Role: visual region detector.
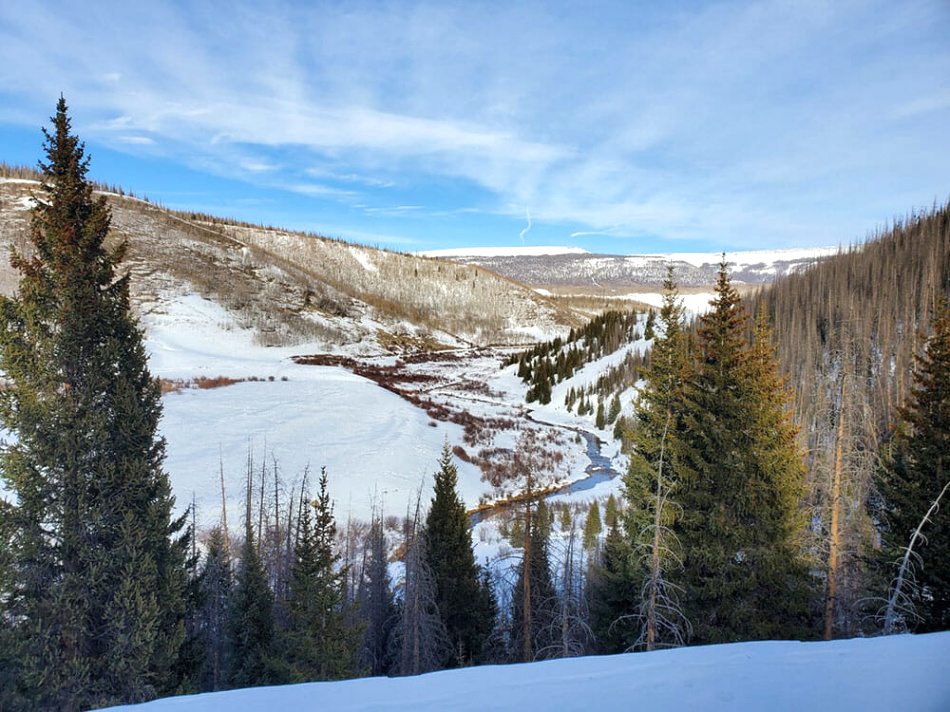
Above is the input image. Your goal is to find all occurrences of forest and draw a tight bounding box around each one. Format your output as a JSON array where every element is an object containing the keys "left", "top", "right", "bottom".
[{"left": 0, "top": 102, "right": 948, "bottom": 711}]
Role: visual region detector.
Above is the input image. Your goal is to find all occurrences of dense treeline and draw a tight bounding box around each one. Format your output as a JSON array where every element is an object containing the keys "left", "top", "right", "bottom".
[
  {"left": 592, "top": 253, "right": 950, "bottom": 651},
  {"left": 757, "top": 201, "right": 950, "bottom": 636}
]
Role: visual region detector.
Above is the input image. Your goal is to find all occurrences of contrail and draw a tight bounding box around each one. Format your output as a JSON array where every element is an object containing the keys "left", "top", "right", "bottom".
[{"left": 519, "top": 208, "right": 532, "bottom": 245}]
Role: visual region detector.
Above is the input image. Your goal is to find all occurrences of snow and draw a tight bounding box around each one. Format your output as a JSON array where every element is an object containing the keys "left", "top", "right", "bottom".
[
  {"left": 103, "top": 632, "right": 950, "bottom": 711},
  {"left": 416, "top": 245, "right": 838, "bottom": 268},
  {"left": 348, "top": 246, "right": 378, "bottom": 272},
  {"left": 631, "top": 291, "right": 717, "bottom": 315},
  {"left": 144, "top": 293, "right": 487, "bottom": 527},
  {"left": 418, "top": 246, "right": 589, "bottom": 258},
  {"left": 648, "top": 246, "right": 842, "bottom": 269}
]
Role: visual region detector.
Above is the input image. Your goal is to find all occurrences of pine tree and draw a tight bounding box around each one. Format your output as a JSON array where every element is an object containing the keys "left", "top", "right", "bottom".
[
  {"left": 284, "top": 468, "right": 359, "bottom": 681},
  {"left": 197, "top": 528, "right": 231, "bottom": 691},
  {"left": 644, "top": 309, "right": 656, "bottom": 341},
  {"left": 583, "top": 502, "right": 603, "bottom": 550},
  {"left": 424, "top": 444, "right": 494, "bottom": 666},
  {"left": 622, "top": 265, "right": 692, "bottom": 650},
  {"left": 0, "top": 98, "right": 189, "bottom": 710},
  {"left": 0, "top": 499, "right": 16, "bottom": 705},
  {"left": 391, "top": 494, "right": 451, "bottom": 676},
  {"left": 226, "top": 467, "right": 278, "bottom": 689},
  {"left": 559, "top": 505, "right": 573, "bottom": 532},
  {"left": 878, "top": 297, "right": 950, "bottom": 632},
  {"left": 588, "top": 522, "right": 640, "bottom": 653},
  {"left": 607, "top": 394, "right": 622, "bottom": 425},
  {"left": 604, "top": 494, "right": 620, "bottom": 529},
  {"left": 359, "top": 512, "right": 396, "bottom": 676},
  {"left": 676, "top": 264, "right": 813, "bottom": 644}
]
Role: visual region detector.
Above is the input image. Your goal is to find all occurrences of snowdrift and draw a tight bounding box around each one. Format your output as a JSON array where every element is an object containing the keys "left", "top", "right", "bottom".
[{"left": 104, "top": 632, "right": 950, "bottom": 711}]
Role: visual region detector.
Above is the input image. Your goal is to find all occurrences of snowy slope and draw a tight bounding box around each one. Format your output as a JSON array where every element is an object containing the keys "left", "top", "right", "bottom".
[
  {"left": 652, "top": 246, "right": 842, "bottom": 270},
  {"left": 103, "top": 632, "right": 950, "bottom": 711},
  {"left": 145, "top": 293, "right": 488, "bottom": 527}
]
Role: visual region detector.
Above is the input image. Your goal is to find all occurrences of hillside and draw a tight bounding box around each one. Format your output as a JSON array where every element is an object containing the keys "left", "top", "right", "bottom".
[
  {"left": 753, "top": 200, "right": 950, "bottom": 637},
  {"left": 423, "top": 245, "right": 839, "bottom": 292},
  {"left": 0, "top": 174, "right": 581, "bottom": 353},
  {"left": 103, "top": 632, "right": 950, "bottom": 712}
]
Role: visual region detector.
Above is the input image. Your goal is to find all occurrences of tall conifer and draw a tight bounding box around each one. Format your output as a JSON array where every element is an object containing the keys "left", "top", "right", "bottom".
[
  {"left": 676, "top": 263, "right": 812, "bottom": 644},
  {"left": 0, "top": 98, "right": 189, "bottom": 710},
  {"left": 284, "top": 468, "right": 359, "bottom": 681},
  {"left": 622, "top": 265, "right": 692, "bottom": 650},
  {"left": 424, "top": 444, "right": 494, "bottom": 666},
  {"left": 878, "top": 297, "right": 950, "bottom": 631},
  {"left": 360, "top": 512, "right": 396, "bottom": 676}
]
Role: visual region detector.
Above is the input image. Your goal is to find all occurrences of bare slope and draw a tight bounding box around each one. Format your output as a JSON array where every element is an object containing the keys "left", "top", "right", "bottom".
[{"left": 0, "top": 177, "right": 581, "bottom": 352}]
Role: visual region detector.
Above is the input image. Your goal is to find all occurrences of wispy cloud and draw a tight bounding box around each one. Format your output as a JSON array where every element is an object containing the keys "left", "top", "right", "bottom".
[{"left": 1, "top": 0, "right": 948, "bottom": 251}]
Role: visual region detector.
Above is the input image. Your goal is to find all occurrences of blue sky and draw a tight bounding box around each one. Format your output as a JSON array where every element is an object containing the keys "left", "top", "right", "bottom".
[{"left": 1, "top": 1, "right": 948, "bottom": 254}]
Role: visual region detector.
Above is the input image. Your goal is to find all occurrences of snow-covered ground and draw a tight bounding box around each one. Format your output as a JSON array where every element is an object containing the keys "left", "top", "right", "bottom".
[
  {"left": 141, "top": 283, "right": 649, "bottom": 530},
  {"left": 146, "top": 293, "right": 487, "bottom": 527},
  {"left": 656, "top": 245, "right": 842, "bottom": 270},
  {"left": 629, "top": 291, "right": 717, "bottom": 315},
  {"left": 104, "top": 631, "right": 950, "bottom": 711}
]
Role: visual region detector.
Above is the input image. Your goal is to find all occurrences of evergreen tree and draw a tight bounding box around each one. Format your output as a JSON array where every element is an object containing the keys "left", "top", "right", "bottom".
[
  {"left": 588, "top": 522, "right": 640, "bottom": 653},
  {"left": 559, "top": 505, "right": 573, "bottom": 532},
  {"left": 198, "top": 528, "right": 231, "bottom": 691},
  {"left": 604, "top": 494, "right": 620, "bottom": 529},
  {"left": 359, "top": 512, "right": 396, "bottom": 676},
  {"left": 424, "top": 444, "right": 494, "bottom": 666},
  {"left": 878, "top": 297, "right": 950, "bottom": 632},
  {"left": 607, "top": 394, "right": 622, "bottom": 425},
  {"left": 0, "top": 98, "right": 189, "bottom": 710},
  {"left": 284, "top": 468, "right": 360, "bottom": 681},
  {"left": 595, "top": 401, "right": 606, "bottom": 430},
  {"left": 0, "top": 499, "right": 16, "bottom": 705},
  {"left": 676, "top": 264, "right": 813, "bottom": 644},
  {"left": 622, "top": 266, "right": 693, "bottom": 650},
  {"left": 226, "top": 473, "right": 278, "bottom": 689},
  {"left": 583, "top": 502, "right": 603, "bottom": 551},
  {"left": 644, "top": 309, "right": 656, "bottom": 341},
  {"left": 391, "top": 496, "right": 451, "bottom": 676}
]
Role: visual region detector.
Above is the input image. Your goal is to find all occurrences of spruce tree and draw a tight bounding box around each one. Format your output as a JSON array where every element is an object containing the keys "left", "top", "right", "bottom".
[
  {"left": 622, "top": 265, "right": 692, "bottom": 650},
  {"left": 198, "top": 528, "right": 231, "bottom": 691},
  {"left": 0, "top": 499, "right": 16, "bottom": 705},
  {"left": 359, "top": 512, "right": 396, "bottom": 676},
  {"left": 0, "top": 98, "right": 189, "bottom": 710},
  {"left": 583, "top": 501, "right": 602, "bottom": 550},
  {"left": 588, "top": 522, "right": 640, "bottom": 653},
  {"left": 878, "top": 297, "right": 950, "bottom": 632},
  {"left": 226, "top": 526, "right": 277, "bottom": 689},
  {"left": 226, "top": 466, "right": 278, "bottom": 690},
  {"left": 676, "top": 264, "right": 812, "bottom": 644},
  {"left": 284, "top": 468, "right": 359, "bottom": 681},
  {"left": 424, "top": 444, "right": 493, "bottom": 666},
  {"left": 392, "top": 496, "right": 451, "bottom": 676}
]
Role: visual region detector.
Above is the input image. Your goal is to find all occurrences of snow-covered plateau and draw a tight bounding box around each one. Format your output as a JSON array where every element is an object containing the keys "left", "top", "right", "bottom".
[{"left": 103, "top": 631, "right": 950, "bottom": 711}]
